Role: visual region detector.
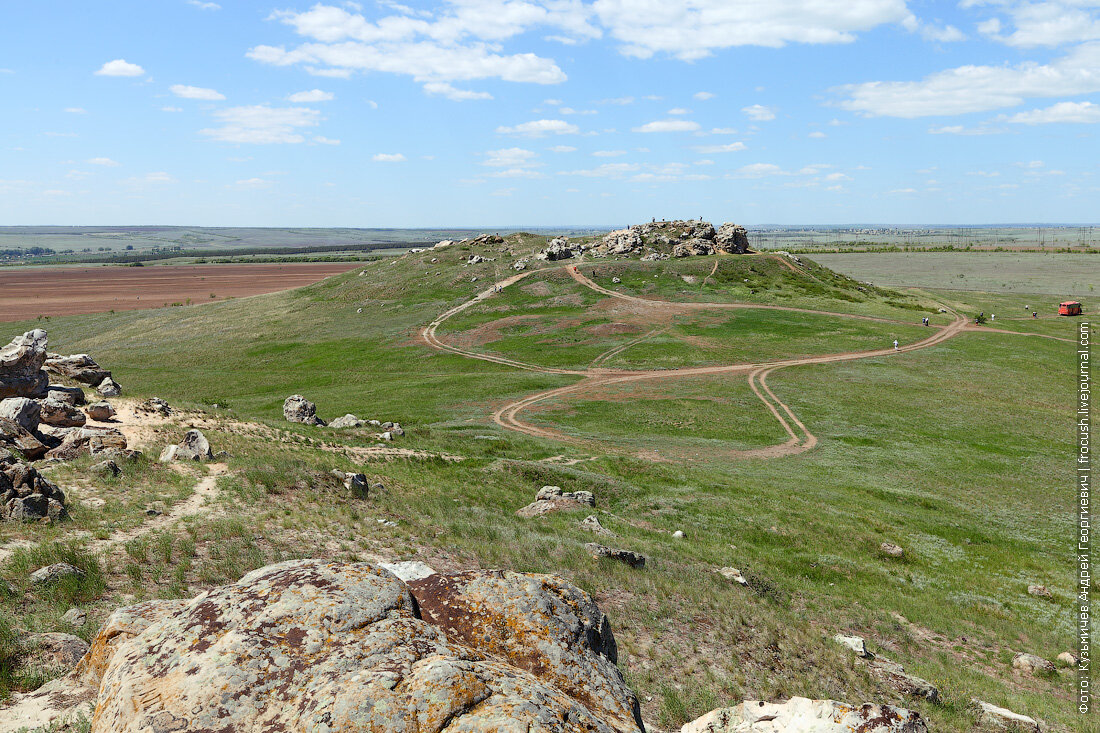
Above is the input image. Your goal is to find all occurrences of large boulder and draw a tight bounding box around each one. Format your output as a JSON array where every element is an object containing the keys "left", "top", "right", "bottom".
[
  {"left": 96, "top": 377, "right": 122, "bottom": 397},
  {"left": 329, "top": 413, "right": 364, "bottom": 429},
  {"left": 90, "top": 559, "right": 643, "bottom": 733},
  {"left": 544, "top": 237, "right": 577, "bottom": 261},
  {"left": 672, "top": 238, "right": 715, "bottom": 258},
  {"left": 44, "top": 426, "right": 127, "bottom": 461},
  {"left": 0, "top": 415, "right": 48, "bottom": 459},
  {"left": 0, "top": 329, "right": 49, "bottom": 399},
  {"left": 159, "top": 429, "right": 213, "bottom": 463},
  {"left": 46, "top": 384, "right": 86, "bottom": 406},
  {"left": 0, "top": 397, "right": 40, "bottom": 432},
  {"left": 38, "top": 397, "right": 86, "bottom": 428},
  {"left": 85, "top": 401, "right": 116, "bottom": 422},
  {"left": 517, "top": 485, "right": 596, "bottom": 517},
  {"left": 971, "top": 699, "right": 1041, "bottom": 732},
  {"left": 283, "top": 394, "right": 325, "bottom": 426},
  {"left": 715, "top": 223, "right": 750, "bottom": 253},
  {"left": 682, "top": 697, "right": 927, "bottom": 733},
  {"left": 43, "top": 353, "right": 111, "bottom": 386},
  {"left": 602, "top": 227, "right": 643, "bottom": 255}
]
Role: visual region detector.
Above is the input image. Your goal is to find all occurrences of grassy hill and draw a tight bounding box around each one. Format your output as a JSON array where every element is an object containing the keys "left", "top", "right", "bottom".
[{"left": 0, "top": 236, "right": 1081, "bottom": 731}]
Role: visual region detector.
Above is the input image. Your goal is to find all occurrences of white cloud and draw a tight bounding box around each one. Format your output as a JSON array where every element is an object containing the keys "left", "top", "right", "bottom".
[
  {"left": 597, "top": 96, "right": 635, "bottom": 105},
  {"left": 187, "top": 0, "right": 221, "bottom": 9},
  {"left": 927, "top": 124, "right": 1004, "bottom": 135},
  {"left": 95, "top": 59, "right": 145, "bottom": 77},
  {"left": 491, "top": 187, "right": 517, "bottom": 196},
  {"left": 482, "top": 147, "right": 540, "bottom": 167},
  {"left": 633, "top": 119, "right": 700, "bottom": 132},
  {"left": 1006, "top": 100, "right": 1100, "bottom": 123},
  {"left": 171, "top": 84, "right": 226, "bottom": 101},
  {"left": 559, "top": 162, "right": 641, "bottom": 177},
  {"left": 87, "top": 157, "right": 120, "bottom": 166},
  {"left": 742, "top": 104, "right": 776, "bottom": 121},
  {"left": 423, "top": 82, "right": 493, "bottom": 100},
  {"left": 592, "top": 0, "right": 911, "bottom": 60},
  {"left": 313, "top": 136, "right": 342, "bottom": 144},
  {"left": 693, "top": 91, "right": 715, "bottom": 100},
  {"left": 64, "top": 107, "right": 86, "bottom": 114},
  {"left": 824, "top": 172, "right": 851, "bottom": 181},
  {"left": 837, "top": 42, "right": 1100, "bottom": 117},
  {"left": 365, "top": 100, "right": 379, "bottom": 109},
  {"left": 667, "top": 107, "right": 690, "bottom": 115},
  {"left": 161, "top": 106, "right": 183, "bottom": 112},
  {"left": 496, "top": 119, "right": 579, "bottom": 136},
  {"left": 127, "top": 171, "right": 176, "bottom": 185},
  {"left": 549, "top": 145, "right": 577, "bottom": 152},
  {"left": 729, "top": 163, "right": 786, "bottom": 178},
  {"left": 709, "top": 127, "right": 737, "bottom": 134},
  {"left": 693, "top": 141, "right": 747, "bottom": 153},
  {"left": 976, "top": 1, "right": 1100, "bottom": 47},
  {"left": 543, "top": 98, "right": 564, "bottom": 106},
  {"left": 808, "top": 131, "right": 827, "bottom": 138},
  {"left": 288, "top": 89, "right": 335, "bottom": 102},
  {"left": 902, "top": 15, "right": 966, "bottom": 43},
  {"left": 235, "top": 177, "right": 270, "bottom": 188},
  {"left": 593, "top": 150, "right": 626, "bottom": 157},
  {"left": 200, "top": 105, "right": 322, "bottom": 144},
  {"left": 560, "top": 106, "right": 597, "bottom": 114},
  {"left": 0, "top": 68, "right": 13, "bottom": 74},
  {"left": 372, "top": 153, "right": 407, "bottom": 161}
]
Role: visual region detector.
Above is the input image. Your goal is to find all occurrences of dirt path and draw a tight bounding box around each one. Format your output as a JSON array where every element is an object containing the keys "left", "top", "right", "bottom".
[
  {"left": 423, "top": 260, "right": 975, "bottom": 459},
  {"left": 963, "top": 324, "right": 1076, "bottom": 343}
]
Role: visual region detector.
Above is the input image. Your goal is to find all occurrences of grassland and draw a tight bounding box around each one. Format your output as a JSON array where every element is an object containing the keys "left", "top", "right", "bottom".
[{"left": 0, "top": 240, "right": 1084, "bottom": 732}]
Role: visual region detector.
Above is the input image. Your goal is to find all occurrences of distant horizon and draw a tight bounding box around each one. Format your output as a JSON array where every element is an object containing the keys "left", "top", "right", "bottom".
[{"left": 1, "top": 223, "right": 1099, "bottom": 232}]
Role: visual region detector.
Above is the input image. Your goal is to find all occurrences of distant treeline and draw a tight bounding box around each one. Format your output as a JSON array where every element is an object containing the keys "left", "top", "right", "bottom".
[
  {"left": 4, "top": 241, "right": 432, "bottom": 266},
  {"left": 783, "top": 244, "right": 1100, "bottom": 255},
  {"left": 0, "top": 247, "right": 56, "bottom": 258}
]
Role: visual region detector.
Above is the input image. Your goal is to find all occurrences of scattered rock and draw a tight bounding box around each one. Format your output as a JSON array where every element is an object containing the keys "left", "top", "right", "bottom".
[
  {"left": 38, "top": 397, "right": 86, "bottom": 428},
  {"left": 1012, "top": 652, "right": 1056, "bottom": 676},
  {"left": 30, "top": 562, "right": 85, "bottom": 585},
  {"left": 0, "top": 329, "right": 50, "bottom": 399},
  {"left": 868, "top": 658, "right": 941, "bottom": 704},
  {"left": 45, "top": 384, "right": 86, "bottom": 406},
  {"left": 90, "top": 560, "right": 644, "bottom": 733},
  {"left": 135, "top": 397, "right": 172, "bottom": 417},
  {"left": 971, "top": 699, "right": 1040, "bottom": 732},
  {"left": 96, "top": 376, "right": 122, "bottom": 397},
  {"left": 513, "top": 259, "right": 529, "bottom": 271},
  {"left": 832, "top": 633, "right": 871, "bottom": 658},
  {"left": 1027, "top": 584, "right": 1052, "bottom": 598},
  {"left": 380, "top": 430, "right": 393, "bottom": 441},
  {"left": 283, "top": 394, "right": 325, "bottom": 425},
  {"left": 681, "top": 697, "right": 926, "bottom": 733},
  {"left": 717, "top": 567, "right": 748, "bottom": 585},
  {"left": 91, "top": 459, "right": 122, "bottom": 477},
  {"left": 159, "top": 429, "right": 213, "bottom": 463},
  {"left": 672, "top": 530, "right": 685, "bottom": 539},
  {"left": 0, "top": 415, "right": 48, "bottom": 459},
  {"left": 0, "top": 396, "right": 41, "bottom": 431},
  {"left": 43, "top": 353, "right": 110, "bottom": 386},
  {"left": 17, "top": 632, "right": 89, "bottom": 676},
  {"left": 880, "top": 542, "right": 905, "bottom": 558},
  {"left": 46, "top": 425, "right": 128, "bottom": 460},
  {"left": 517, "top": 485, "right": 596, "bottom": 517},
  {"left": 612, "top": 276, "right": 621, "bottom": 284},
  {"left": 85, "top": 401, "right": 116, "bottom": 421},
  {"left": 380, "top": 560, "right": 437, "bottom": 582},
  {"left": 1057, "top": 651, "right": 1079, "bottom": 666},
  {"left": 581, "top": 514, "right": 614, "bottom": 535},
  {"left": 328, "top": 413, "right": 364, "bottom": 429},
  {"left": 1, "top": 455, "right": 68, "bottom": 521},
  {"left": 586, "top": 542, "right": 646, "bottom": 568},
  {"left": 61, "top": 608, "right": 87, "bottom": 627},
  {"left": 467, "top": 254, "right": 486, "bottom": 265}
]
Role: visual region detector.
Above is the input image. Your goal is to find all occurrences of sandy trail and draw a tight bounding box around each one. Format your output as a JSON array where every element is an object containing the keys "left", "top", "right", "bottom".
[{"left": 424, "top": 260, "right": 972, "bottom": 459}]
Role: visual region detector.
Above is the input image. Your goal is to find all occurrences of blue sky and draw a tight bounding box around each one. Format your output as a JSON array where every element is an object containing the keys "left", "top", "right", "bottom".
[{"left": 1, "top": 0, "right": 1098, "bottom": 226}]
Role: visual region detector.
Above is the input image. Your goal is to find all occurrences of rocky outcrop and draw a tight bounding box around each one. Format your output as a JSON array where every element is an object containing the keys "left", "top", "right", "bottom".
[
  {"left": 43, "top": 353, "right": 111, "bottom": 386},
  {"left": 0, "top": 330, "right": 49, "bottom": 399},
  {"left": 673, "top": 238, "right": 715, "bottom": 258},
  {"left": 0, "top": 397, "right": 40, "bottom": 432},
  {"left": 159, "top": 429, "right": 213, "bottom": 462},
  {"left": 715, "top": 223, "right": 750, "bottom": 253},
  {"left": 517, "top": 485, "right": 596, "bottom": 517},
  {"left": 38, "top": 398, "right": 86, "bottom": 428},
  {"left": 46, "top": 385, "right": 85, "bottom": 406},
  {"left": 544, "top": 237, "right": 580, "bottom": 261},
  {"left": 96, "top": 376, "right": 122, "bottom": 397},
  {"left": 89, "top": 560, "right": 644, "bottom": 733},
  {"left": 329, "top": 413, "right": 364, "bottom": 429},
  {"left": 971, "top": 699, "right": 1041, "bottom": 732},
  {"left": 0, "top": 416, "right": 47, "bottom": 459},
  {"left": 682, "top": 697, "right": 926, "bottom": 733},
  {"left": 45, "top": 426, "right": 127, "bottom": 460},
  {"left": 85, "top": 401, "right": 116, "bottom": 421},
  {"left": 283, "top": 394, "right": 325, "bottom": 425},
  {"left": 602, "top": 228, "right": 643, "bottom": 255},
  {"left": 586, "top": 543, "right": 646, "bottom": 568}
]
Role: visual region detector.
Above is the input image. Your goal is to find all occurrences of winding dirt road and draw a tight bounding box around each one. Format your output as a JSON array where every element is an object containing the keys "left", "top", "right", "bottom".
[{"left": 422, "top": 259, "right": 969, "bottom": 459}]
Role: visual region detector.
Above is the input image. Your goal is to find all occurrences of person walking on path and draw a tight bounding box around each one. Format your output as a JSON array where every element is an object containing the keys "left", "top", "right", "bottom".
[{"left": 893, "top": 339, "right": 899, "bottom": 351}]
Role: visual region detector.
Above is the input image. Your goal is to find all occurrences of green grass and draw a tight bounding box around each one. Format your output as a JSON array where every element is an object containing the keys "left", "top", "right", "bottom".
[{"left": 0, "top": 243, "right": 1083, "bottom": 731}]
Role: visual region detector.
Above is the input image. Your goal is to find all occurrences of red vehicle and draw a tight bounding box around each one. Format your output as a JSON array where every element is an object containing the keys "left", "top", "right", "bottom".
[{"left": 1059, "top": 301, "right": 1083, "bottom": 316}]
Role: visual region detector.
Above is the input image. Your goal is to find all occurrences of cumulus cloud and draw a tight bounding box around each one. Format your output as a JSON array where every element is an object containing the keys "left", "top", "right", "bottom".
[
  {"left": 423, "top": 82, "right": 493, "bottom": 100},
  {"left": 693, "top": 141, "right": 747, "bottom": 153},
  {"left": 808, "top": 131, "right": 827, "bottom": 138},
  {"left": 633, "top": 119, "right": 700, "bottom": 132},
  {"left": 496, "top": 119, "right": 579, "bottom": 136},
  {"left": 742, "top": 104, "right": 776, "bottom": 121},
  {"left": 975, "top": 1, "right": 1100, "bottom": 47},
  {"left": 128, "top": 171, "right": 176, "bottom": 184},
  {"left": 287, "top": 89, "right": 335, "bottom": 102},
  {"left": 171, "top": 84, "right": 226, "bottom": 100},
  {"left": 187, "top": 0, "right": 221, "bottom": 9},
  {"left": 312, "top": 136, "right": 342, "bottom": 144},
  {"left": 95, "top": 59, "right": 145, "bottom": 77},
  {"left": 482, "top": 147, "right": 540, "bottom": 167},
  {"left": 1005, "top": 100, "right": 1100, "bottom": 123},
  {"left": 548, "top": 144, "right": 577, "bottom": 152},
  {"left": 372, "top": 152, "right": 407, "bottom": 161},
  {"left": 87, "top": 157, "right": 120, "bottom": 166},
  {"left": 593, "top": 150, "right": 626, "bottom": 156},
  {"left": 729, "top": 163, "right": 786, "bottom": 178},
  {"left": 836, "top": 42, "right": 1100, "bottom": 117},
  {"left": 592, "top": 0, "right": 912, "bottom": 59},
  {"left": 200, "top": 105, "right": 322, "bottom": 144},
  {"left": 693, "top": 91, "right": 715, "bottom": 100}
]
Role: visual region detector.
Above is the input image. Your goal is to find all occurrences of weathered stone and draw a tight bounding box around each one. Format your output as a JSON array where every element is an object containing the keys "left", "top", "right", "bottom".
[
  {"left": 0, "top": 416, "right": 48, "bottom": 459},
  {"left": 715, "top": 222, "right": 750, "bottom": 253},
  {"left": 581, "top": 514, "right": 614, "bottom": 535},
  {"left": 971, "top": 699, "right": 1040, "bottom": 732},
  {"left": 38, "top": 397, "right": 86, "bottom": 428},
  {"left": 46, "top": 384, "right": 86, "bottom": 406},
  {"left": 880, "top": 542, "right": 905, "bottom": 557},
  {"left": 85, "top": 401, "right": 116, "bottom": 421},
  {"left": 283, "top": 394, "right": 325, "bottom": 425},
  {"left": 380, "top": 560, "right": 437, "bottom": 582},
  {"left": 672, "top": 238, "right": 715, "bottom": 257},
  {"left": 1057, "top": 651, "right": 1079, "bottom": 666},
  {"left": 832, "top": 633, "right": 871, "bottom": 658},
  {"left": 518, "top": 485, "right": 596, "bottom": 517},
  {"left": 160, "top": 429, "right": 212, "bottom": 462},
  {"left": 681, "top": 697, "right": 927, "bottom": 733},
  {"left": 62, "top": 608, "right": 88, "bottom": 627},
  {"left": 43, "top": 353, "right": 110, "bottom": 386},
  {"left": 92, "top": 560, "right": 643, "bottom": 733},
  {"left": 0, "top": 330, "right": 50, "bottom": 399},
  {"left": 30, "top": 562, "right": 85, "bottom": 585},
  {"left": 17, "top": 632, "right": 89, "bottom": 675},
  {"left": 544, "top": 237, "right": 576, "bottom": 261},
  {"left": 328, "top": 413, "right": 364, "bottom": 429},
  {"left": 1012, "top": 652, "right": 1056, "bottom": 676},
  {"left": 135, "top": 397, "right": 172, "bottom": 417},
  {"left": 717, "top": 567, "right": 748, "bottom": 585},
  {"left": 672, "top": 530, "right": 685, "bottom": 539},
  {"left": 1026, "top": 584, "right": 1052, "bottom": 598},
  {"left": 0, "top": 396, "right": 41, "bottom": 431},
  {"left": 343, "top": 472, "right": 369, "bottom": 498},
  {"left": 602, "top": 227, "right": 643, "bottom": 254},
  {"left": 586, "top": 542, "right": 646, "bottom": 568},
  {"left": 868, "top": 658, "right": 941, "bottom": 704},
  {"left": 96, "top": 376, "right": 121, "bottom": 397},
  {"left": 83, "top": 426, "right": 127, "bottom": 455},
  {"left": 91, "top": 459, "right": 122, "bottom": 477}
]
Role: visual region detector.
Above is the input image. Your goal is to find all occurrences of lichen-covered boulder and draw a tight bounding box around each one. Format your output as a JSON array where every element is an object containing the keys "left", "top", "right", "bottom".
[
  {"left": 682, "top": 697, "right": 927, "bottom": 733},
  {"left": 283, "top": 394, "right": 325, "bottom": 425},
  {"left": 0, "top": 330, "right": 49, "bottom": 399},
  {"left": 91, "top": 560, "right": 644, "bottom": 733}
]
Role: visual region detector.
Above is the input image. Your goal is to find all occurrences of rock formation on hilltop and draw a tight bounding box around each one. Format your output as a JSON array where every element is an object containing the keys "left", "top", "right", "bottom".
[
  {"left": 0, "top": 329, "right": 50, "bottom": 399},
  {"left": 559, "top": 220, "right": 750, "bottom": 261}
]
